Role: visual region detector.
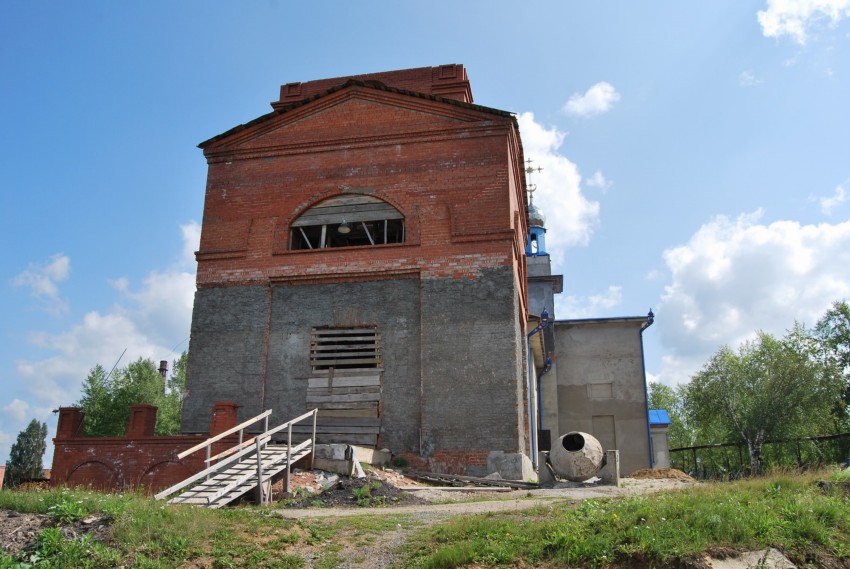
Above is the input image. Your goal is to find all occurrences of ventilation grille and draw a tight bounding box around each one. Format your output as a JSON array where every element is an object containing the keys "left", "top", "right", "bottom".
[{"left": 310, "top": 327, "right": 381, "bottom": 371}]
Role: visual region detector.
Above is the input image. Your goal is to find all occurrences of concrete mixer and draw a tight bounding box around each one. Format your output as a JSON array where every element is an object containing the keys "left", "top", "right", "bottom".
[{"left": 540, "top": 431, "right": 619, "bottom": 485}]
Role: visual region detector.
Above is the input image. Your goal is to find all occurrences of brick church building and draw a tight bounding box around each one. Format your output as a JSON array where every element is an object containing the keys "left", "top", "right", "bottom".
[
  {"left": 50, "top": 64, "right": 656, "bottom": 488},
  {"left": 181, "top": 65, "right": 537, "bottom": 477}
]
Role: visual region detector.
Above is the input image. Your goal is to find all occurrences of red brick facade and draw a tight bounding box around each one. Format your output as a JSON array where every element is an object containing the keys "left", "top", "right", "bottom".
[
  {"left": 195, "top": 68, "right": 529, "bottom": 316},
  {"left": 50, "top": 403, "right": 239, "bottom": 492}
]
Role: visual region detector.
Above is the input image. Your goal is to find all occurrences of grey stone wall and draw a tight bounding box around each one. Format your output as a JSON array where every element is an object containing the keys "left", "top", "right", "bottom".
[
  {"left": 418, "top": 266, "right": 525, "bottom": 457},
  {"left": 182, "top": 286, "right": 268, "bottom": 433},
  {"left": 263, "top": 277, "right": 422, "bottom": 451},
  {"left": 182, "top": 266, "right": 527, "bottom": 463}
]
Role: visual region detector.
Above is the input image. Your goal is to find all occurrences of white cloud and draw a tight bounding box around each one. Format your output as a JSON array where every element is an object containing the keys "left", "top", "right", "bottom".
[
  {"left": 654, "top": 210, "right": 850, "bottom": 385},
  {"left": 2, "top": 222, "right": 200, "bottom": 463},
  {"left": 586, "top": 170, "right": 613, "bottom": 192},
  {"left": 562, "top": 82, "right": 621, "bottom": 118},
  {"left": 517, "top": 112, "right": 601, "bottom": 267},
  {"left": 738, "top": 70, "right": 764, "bottom": 87},
  {"left": 758, "top": 0, "right": 850, "bottom": 44},
  {"left": 818, "top": 181, "right": 847, "bottom": 214},
  {"left": 2, "top": 399, "right": 31, "bottom": 422},
  {"left": 558, "top": 286, "right": 624, "bottom": 319},
  {"left": 13, "top": 253, "right": 71, "bottom": 315},
  {"left": 181, "top": 222, "right": 202, "bottom": 267}
]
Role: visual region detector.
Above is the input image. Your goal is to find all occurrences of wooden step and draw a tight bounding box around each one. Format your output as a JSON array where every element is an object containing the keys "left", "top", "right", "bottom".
[{"left": 168, "top": 444, "right": 312, "bottom": 508}]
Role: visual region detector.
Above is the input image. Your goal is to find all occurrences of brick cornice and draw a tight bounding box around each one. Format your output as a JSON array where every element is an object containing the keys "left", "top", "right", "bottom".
[
  {"left": 269, "top": 268, "right": 421, "bottom": 286},
  {"left": 203, "top": 121, "right": 512, "bottom": 164}
]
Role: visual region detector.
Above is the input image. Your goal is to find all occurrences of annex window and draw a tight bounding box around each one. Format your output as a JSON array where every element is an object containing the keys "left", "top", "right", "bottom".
[
  {"left": 310, "top": 327, "right": 381, "bottom": 371},
  {"left": 290, "top": 194, "right": 405, "bottom": 250}
]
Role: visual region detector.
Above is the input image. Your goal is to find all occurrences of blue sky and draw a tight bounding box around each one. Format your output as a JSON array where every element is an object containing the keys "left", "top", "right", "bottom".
[{"left": 2, "top": 1, "right": 849, "bottom": 464}]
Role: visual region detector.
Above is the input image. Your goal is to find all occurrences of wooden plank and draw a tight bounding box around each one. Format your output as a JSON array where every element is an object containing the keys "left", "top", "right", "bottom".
[
  {"left": 314, "top": 417, "right": 382, "bottom": 427},
  {"left": 292, "top": 425, "right": 380, "bottom": 434},
  {"left": 285, "top": 433, "right": 377, "bottom": 446},
  {"left": 315, "top": 401, "right": 378, "bottom": 411},
  {"left": 307, "top": 392, "right": 381, "bottom": 404},
  {"left": 303, "top": 370, "right": 387, "bottom": 379},
  {"left": 307, "top": 386, "right": 381, "bottom": 397},
  {"left": 312, "top": 368, "right": 384, "bottom": 376},
  {"left": 311, "top": 194, "right": 384, "bottom": 207},
  {"left": 296, "top": 202, "right": 401, "bottom": 219},
  {"left": 308, "top": 377, "right": 381, "bottom": 389},
  {"left": 315, "top": 408, "right": 379, "bottom": 418},
  {"left": 309, "top": 357, "right": 381, "bottom": 366},
  {"left": 399, "top": 486, "right": 512, "bottom": 493},
  {"left": 406, "top": 471, "right": 538, "bottom": 490},
  {"left": 311, "top": 342, "right": 379, "bottom": 350},
  {"left": 308, "top": 199, "right": 387, "bottom": 211},
  {"left": 311, "top": 328, "right": 376, "bottom": 335},
  {"left": 315, "top": 434, "right": 378, "bottom": 446},
  {"left": 311, "top": 351, "right": 379, "bottom": 359},
  {"left": 293, "top": 204, "right": 402, "bottom": 226}
]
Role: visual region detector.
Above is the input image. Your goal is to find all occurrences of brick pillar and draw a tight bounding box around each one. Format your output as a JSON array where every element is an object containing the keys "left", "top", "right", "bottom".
[
  {"left": 126, "top": 404, "right": 158, "bottom": 438},
  {"left": 56, "top": 407, "right": 84, "bottom": 439},
  {"left": 210, "top": 402, "right": 240, "bottom": 436}
]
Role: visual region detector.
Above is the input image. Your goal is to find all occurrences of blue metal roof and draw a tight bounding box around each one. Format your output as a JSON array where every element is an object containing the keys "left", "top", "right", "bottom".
[{"left": 649, "top": 409, "right": 671, "bottom": 426}]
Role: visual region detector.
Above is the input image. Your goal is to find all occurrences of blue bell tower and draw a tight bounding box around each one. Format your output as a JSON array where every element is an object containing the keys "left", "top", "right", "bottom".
[
  {"left": 526, "top": 202, "right": 547, "bottom": 256},
  {"left": 524, "top": 160, "right": 548, "bottom": 257}
]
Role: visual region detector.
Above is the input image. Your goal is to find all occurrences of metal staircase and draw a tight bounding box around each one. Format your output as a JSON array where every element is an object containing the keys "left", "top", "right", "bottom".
[{"left": 155, "top": 409, "right": 317, "bottom": 508}]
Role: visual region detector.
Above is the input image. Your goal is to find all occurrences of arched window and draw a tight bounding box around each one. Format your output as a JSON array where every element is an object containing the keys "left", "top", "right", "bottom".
[{"left": 290, "top": 194, "right": 405, "bottom": 250}]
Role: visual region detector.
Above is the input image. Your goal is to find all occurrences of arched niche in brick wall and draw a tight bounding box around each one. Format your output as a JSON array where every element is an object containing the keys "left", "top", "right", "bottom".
[
  {"left": 138, "top": 460, "right": 194, "bottom": 495},
  {"left": 66, "top": 461, "right": 121, "bottom": 491}
]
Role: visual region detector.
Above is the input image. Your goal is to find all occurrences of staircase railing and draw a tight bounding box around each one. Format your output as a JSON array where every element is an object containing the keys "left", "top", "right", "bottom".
[{"left": 155, "top": 408, "right": 318, "bottom": 505}]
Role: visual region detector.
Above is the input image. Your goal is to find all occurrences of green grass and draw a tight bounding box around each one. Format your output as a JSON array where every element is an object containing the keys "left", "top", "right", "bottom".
[
  {"left": 400, "top": 469, "right": 850, "bottom": 568},
  {"left": 0, "top": 488, "right": 312, "bottom": 568},
  {"left": 1, "top": 469, "right": 848, "bottom": 568}
]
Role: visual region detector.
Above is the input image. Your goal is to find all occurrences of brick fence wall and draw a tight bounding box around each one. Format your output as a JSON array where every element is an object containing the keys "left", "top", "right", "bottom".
[{"left": 50, "top": 402, "right": 240, "bottom": 493}]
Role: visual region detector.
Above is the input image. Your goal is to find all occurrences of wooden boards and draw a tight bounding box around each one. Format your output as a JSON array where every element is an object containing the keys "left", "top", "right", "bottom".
[{"left": 304, "top": 362, "right": 382, "bottom": 446}]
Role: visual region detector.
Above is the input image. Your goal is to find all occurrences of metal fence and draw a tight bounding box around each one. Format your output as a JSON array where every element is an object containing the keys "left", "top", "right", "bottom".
[{"left": 670, "top": 432, "right": 850, "bottom": 480}]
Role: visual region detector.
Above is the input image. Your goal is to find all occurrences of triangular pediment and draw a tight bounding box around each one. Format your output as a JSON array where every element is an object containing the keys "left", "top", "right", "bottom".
[{"left": 203, "top": 86, "right": 500, "bottom": 153}]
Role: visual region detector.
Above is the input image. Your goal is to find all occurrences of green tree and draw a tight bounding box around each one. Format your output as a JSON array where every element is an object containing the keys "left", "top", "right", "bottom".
[
  {"left": 156, "top": 352, "right": 188, "bottom": 436},
  {"left": 76, "top": 353, "right": 187, "bottom": 437},
  {"left": 3, "top": 419, "right": 48, "bottom": 487},
  {"left": 648, "top": 382, "right": 693, "bottom": 451},
  {"left": 814, "top": 300, "right": 850, "bottom": 419},
  {"left": 684, "top": 326, "right": 843, "bottom": 476},
  {"left": 813, "top": 300, "right": 850, "bottom": 458}
]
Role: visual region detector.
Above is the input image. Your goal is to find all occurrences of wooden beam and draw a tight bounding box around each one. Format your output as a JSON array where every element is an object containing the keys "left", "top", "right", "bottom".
[
  {"left": 315, "top": 401, "right": 378, "bottom": 410},
  {"left": 314, "top": 417, "right": 382, "bottom": 427},
  {"left": 307, "top": 386, "right": 381, "bottom": 397},
  {"left": 307, "top": 392, "right": 381, "bottom": 404},
  {"left": 314, "top": 408, "right": 379, "bottom": 418},
  {"left": 308, "top": 376, "right": 381, "bottom": 389}
]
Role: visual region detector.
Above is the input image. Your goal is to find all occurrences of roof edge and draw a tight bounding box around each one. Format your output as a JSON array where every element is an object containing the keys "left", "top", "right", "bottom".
[{"left": 199, "top": 78, "right": 513, "bottom": 150}]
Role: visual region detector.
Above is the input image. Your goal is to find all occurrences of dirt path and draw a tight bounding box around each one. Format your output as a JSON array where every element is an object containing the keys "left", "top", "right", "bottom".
[{"left": 273, "top": 478, "right": 697, "bottom": 568}]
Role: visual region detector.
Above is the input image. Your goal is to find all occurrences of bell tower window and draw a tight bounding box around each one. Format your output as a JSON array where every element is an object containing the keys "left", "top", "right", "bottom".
[{"left": 290, "top": 194, "right": 405, "bottom": 250}]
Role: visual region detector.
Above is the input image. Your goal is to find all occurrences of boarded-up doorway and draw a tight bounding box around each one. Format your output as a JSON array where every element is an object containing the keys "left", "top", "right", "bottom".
[{"left": 302, "top": 327, "right": 382, "bottom": 446}]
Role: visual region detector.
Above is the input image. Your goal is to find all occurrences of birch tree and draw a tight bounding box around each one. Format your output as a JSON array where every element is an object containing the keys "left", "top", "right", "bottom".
[{"left": 685, "top": 326, "right": 843, "bottom": 476}]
